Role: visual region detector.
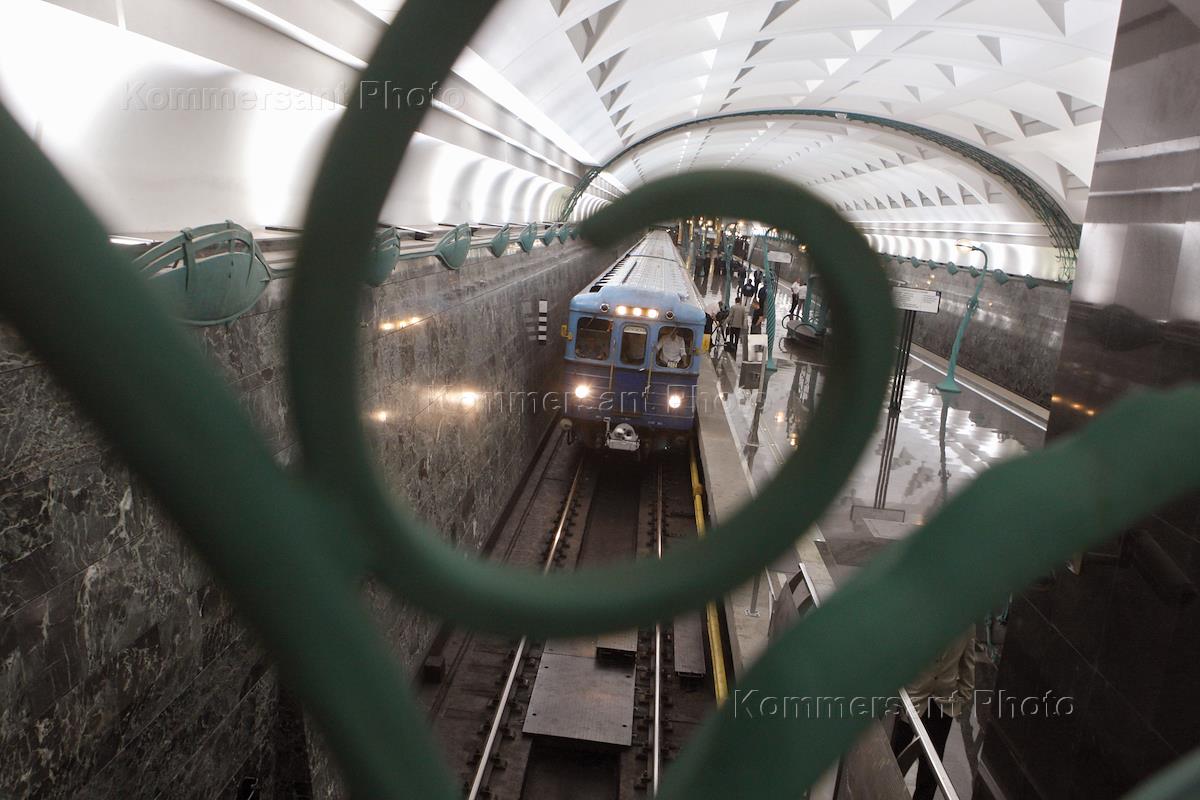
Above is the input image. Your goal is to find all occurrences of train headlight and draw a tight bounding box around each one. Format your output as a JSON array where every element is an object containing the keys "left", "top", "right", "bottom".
[
  {"left": 574, "top": 384, "right": 591, "bottom": 399},
  {"left": 616, "top": 305, "right": 628, "bottom": 315},
  {"left": 647, "top": 309, "right": 659, "bottom": 319},
  {"left": 632, "top": 307, "right": 644, "bottom": 317},
  {"left": 668, "top": 394, "right": 683, "bottom": 409}
]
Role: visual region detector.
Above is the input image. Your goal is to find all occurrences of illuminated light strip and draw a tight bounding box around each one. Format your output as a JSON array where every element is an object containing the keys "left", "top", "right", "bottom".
[
  {"left": 452, "top": 47, "right": 597, "bottom": 165},
  {"left": 211, "top": 0, "right": 368, "bottom": 70},
  {"left": 206, "top": 0, "right": 615, "bottom": 208},
  {"left": 431, "top": 99, "right": 581, "bottom": 179}
]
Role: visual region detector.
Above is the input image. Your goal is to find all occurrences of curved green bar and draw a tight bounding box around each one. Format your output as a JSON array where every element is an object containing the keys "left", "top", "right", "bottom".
[
  {"left": 556, "top": 224, "right": 570, "bottom": 243},
  {"left": 662, "top": 385, "right": 1200, "bottom": 797},
  {"left": 2, "top": 0, "right": 1200, "bottom": 796},
  {"left": 540, "top": 224, "right": 557, "bottom": 245},
  {"left": 489, "top": 223, "right": 512, "bottom": 257}
]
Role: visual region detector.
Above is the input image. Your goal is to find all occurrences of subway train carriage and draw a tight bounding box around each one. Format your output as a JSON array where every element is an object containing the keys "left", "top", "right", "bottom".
[{"left": 562, "top": 230, "right": 705, "bottom": 454}]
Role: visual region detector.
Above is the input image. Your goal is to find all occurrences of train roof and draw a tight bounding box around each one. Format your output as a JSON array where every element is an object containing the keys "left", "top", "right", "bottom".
[{"left": 569, "top": 232, "right": 706, "bottom": 325}]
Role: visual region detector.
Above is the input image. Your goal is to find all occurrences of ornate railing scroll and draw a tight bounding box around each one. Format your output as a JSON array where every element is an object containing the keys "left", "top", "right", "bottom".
[{"left": 2, "top": 1, "right": 1200, "bottom": 799}]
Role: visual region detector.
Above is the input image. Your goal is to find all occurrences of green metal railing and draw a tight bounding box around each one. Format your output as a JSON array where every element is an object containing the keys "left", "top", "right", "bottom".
[
  {"left": 886, "top": 252, "right": 1073, "bottom": 291},
  {"left": 1, "top": 1, "right": 1198, "bottom": 798},
  {"left": 558, "top": 109, "right": 1082, "bottom": 279},
  {"left": 137, "top": 218, "right": 575, "bottom": 321}
]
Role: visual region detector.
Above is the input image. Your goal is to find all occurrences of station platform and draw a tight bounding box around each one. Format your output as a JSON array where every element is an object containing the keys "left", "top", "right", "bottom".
[{"left": 692, "top": 272, "right": 1050, "bottom": 792}]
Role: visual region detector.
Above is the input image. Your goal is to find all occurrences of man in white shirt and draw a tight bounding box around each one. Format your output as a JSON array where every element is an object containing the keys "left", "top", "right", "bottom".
[
  {"left": 655, "top": 328, "right": 688, "bottom": 368},
  {"left": 789, "top": 280, "right": 808, "bottom": 317}
]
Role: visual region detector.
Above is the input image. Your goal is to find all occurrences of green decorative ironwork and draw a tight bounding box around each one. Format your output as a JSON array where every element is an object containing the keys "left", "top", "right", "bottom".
[
  {"left": 2, "top": 2, "right": 1200, "bottom": 799},
  {"left": 488, "top": 224, "right": 512, "bottom": 257},
  {"left": 431, "top": 223, "right": 472, "bottom": 269},
  {"left": 558, "top": 109, "right": 1082, "bottom": 272},
  {"left": 518, "top": 221, "right": 537, "bottom": 252},
  {"left": 540, "top": 224, "right": 557, "bottom": 246},
  {"left": 368, "top": 226, "right": 403, "bottom": 286},
  {"left": 569, "top": 225, "right": 579, "bottom": 240},
  {"left": 556, "top": 223, "right": 570, "bottom": 243},
  {"left": 883, "top": 252, "right": 1068, "bottom": 290},
  {"left": 131, "top": 220, "right": 274, "bottom": 325}
]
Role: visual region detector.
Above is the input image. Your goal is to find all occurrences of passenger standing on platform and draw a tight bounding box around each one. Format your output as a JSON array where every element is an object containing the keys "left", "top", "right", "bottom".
[
  {"left": 891, "top": 629, "right": 976, "bottom": 800},
  {"left": 789, "top": 280, "right": 807, "bottom": 317},
  {"left": 726, "top": 297, "right": 747, "bottom": 359}
]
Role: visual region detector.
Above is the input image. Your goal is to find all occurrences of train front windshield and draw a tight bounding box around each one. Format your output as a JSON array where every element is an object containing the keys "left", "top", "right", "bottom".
[
  {"left": 575, "top": 317, "right": 612, "bottom": 360},
  {"left": 620, "top": 325, "right": 648, "bottom": 364}
]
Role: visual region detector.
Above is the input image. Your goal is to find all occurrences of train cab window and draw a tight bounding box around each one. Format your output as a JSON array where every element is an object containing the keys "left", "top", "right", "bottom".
[
  {"left": 654, "top": 327, "right": 694, "bottom": 369},
  {"left": 575, "top": 317, "right": 612, "bottom": 360},
  {"left": 620, "top": 324, "right": 648, "bottom": 365}
]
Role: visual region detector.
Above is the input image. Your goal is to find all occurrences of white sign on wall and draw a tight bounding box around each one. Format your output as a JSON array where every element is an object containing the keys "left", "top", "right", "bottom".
[
  {"left": 766, "top": 251, "right": 793, "bottom": 263},
  {"left": 891, "top": 286, "right": 942, "bottom": 314}
]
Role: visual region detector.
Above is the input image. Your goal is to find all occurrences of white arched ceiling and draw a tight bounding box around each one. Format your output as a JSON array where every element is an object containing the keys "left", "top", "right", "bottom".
[
  {"left": 461, "top": 0, "right": 1122, "bottom": 276},
  {"left": 7, "top": 0, "right": 1120, "bottom": 267}
]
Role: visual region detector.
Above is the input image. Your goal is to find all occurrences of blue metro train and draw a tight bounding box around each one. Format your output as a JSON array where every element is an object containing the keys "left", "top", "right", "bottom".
[{"left": 561, "top": 230, "right": 706, "bottom": 455}]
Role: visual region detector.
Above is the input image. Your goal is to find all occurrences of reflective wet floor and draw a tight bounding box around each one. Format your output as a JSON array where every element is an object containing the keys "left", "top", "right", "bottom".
[{"left": 696, "top": 265, "right": 1050, "bottom": 799}]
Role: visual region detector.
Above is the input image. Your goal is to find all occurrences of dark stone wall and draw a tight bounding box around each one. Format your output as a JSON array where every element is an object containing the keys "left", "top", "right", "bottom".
[
  {"left": 980, "top": 3, "right": 1200, "bottom": 798},
  {"left": 883, "top": 258, "right": 1071, "bottom": 406},
  {"left": 0, "top": 236, "right": 630, "bottom": 799}
]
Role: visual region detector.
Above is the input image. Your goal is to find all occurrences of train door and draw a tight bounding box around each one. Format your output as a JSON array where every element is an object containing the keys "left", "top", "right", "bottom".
[{"left": 615, "top": 322, "right": 648, "bottom": 415}]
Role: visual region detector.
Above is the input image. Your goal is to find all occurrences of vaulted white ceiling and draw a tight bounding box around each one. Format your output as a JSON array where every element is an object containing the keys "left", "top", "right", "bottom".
[
  {"left": 14, "top": 0, "right": 1123, "bottom": 276},
  {"left": 426, "top": 0, "right": 1120, "bottom": 275},
  {"left": 462, "top": 0, "right": 1118, "bottom": 218}
]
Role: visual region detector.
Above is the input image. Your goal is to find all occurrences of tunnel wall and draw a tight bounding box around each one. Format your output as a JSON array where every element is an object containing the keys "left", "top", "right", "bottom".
[
  {"left": 0, "top": 236, "right": 632, "bottom": 799},
  {"left": 883, "top": 258, "right": 1071, "bottom": 407}
]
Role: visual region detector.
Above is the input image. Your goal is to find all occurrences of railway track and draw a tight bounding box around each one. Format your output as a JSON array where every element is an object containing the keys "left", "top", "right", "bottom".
[{"left": 418, "top": 436, "right": 721, "bottom": 799}]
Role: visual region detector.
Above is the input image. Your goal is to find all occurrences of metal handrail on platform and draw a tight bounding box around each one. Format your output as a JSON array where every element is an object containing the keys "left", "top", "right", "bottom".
[{"left": 794, "top": 561, "right": 960, "bottom": 800}]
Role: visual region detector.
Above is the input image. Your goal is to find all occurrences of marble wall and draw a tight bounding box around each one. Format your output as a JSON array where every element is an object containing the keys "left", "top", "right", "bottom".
[
  {"left": 883, "top": 259, "right": 1071, "bottom": 406},
  {"left": 980, "top": 2, "right": 1200, "bottom": 798},
  {"left": 0, "top": 235, "right": 630, "bottom": 798}
]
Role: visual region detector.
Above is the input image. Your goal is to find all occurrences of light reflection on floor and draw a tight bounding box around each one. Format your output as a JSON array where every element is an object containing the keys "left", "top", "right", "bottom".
[{"left": 697, "top": 268, "right": 1048, "bottom": 798}]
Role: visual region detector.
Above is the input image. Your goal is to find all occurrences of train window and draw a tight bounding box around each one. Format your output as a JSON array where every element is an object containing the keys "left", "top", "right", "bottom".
[
  {"left": 654, "top": 327, "right": 694, "bottom": 369},
  {"left": 575, "top": 317, "right": 612, "bottom": 360},
  {"left": 620, "top": 324, "right": 648, "bottom": 365}
]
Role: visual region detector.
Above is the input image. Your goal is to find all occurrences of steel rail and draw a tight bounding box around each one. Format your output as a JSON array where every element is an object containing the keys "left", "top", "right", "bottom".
[
  {"left": 7, "top": 0, "right": 1200, "bottom": 793},
  {"left": 466, "top": 456, "right": 587, "bottom": 800}
]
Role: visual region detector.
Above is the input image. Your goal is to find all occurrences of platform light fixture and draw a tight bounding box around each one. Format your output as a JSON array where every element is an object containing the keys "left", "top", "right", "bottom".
[
  {"left": 109, "top": 235, "right": 155, "bottom": 246},
  {"left": 940, "top": 240, "right": 990, "bottom": 394}
]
